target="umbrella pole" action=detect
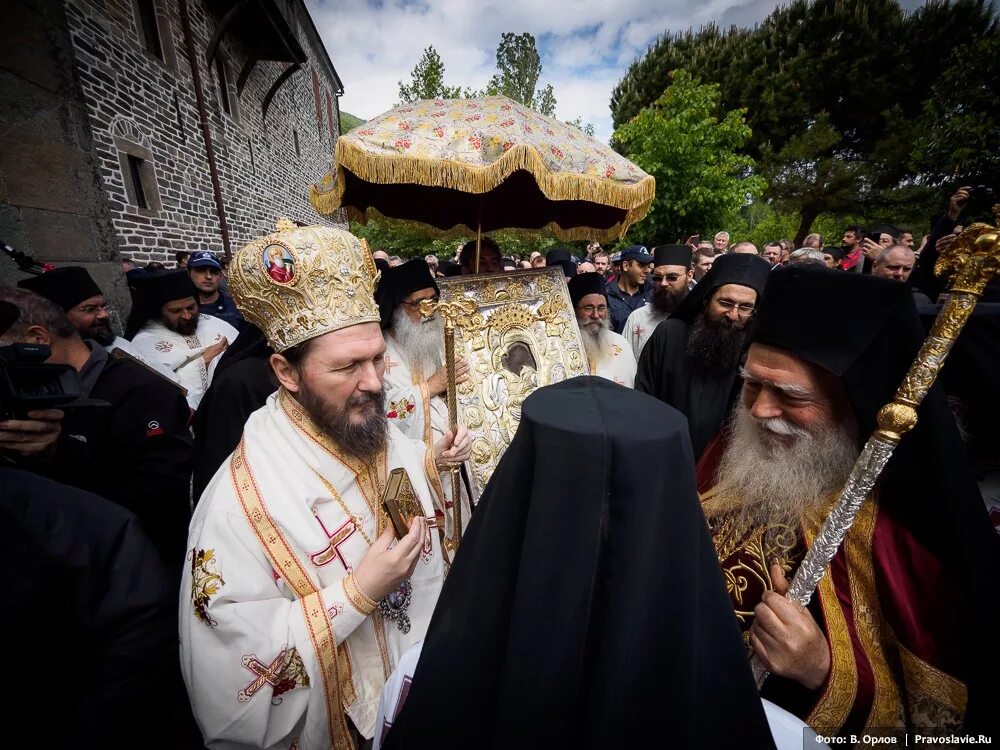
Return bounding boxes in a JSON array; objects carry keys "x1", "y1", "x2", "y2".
[{"x1": 474, "y1": 198, "x2": 483, "y2": 274}]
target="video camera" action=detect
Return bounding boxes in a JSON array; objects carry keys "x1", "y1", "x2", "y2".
[{"x1": 0, "y1": 343, "x2": 90, "y2": 420}]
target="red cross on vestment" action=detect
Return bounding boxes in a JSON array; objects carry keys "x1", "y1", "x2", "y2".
[
  {"x1": 238, "y1": 648, "x2": 287, "y2": 702},
  {"x1": 309, "y1": 517, "x2": 356, "y2": 570}
]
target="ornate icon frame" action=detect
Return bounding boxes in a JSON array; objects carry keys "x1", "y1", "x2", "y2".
[{"x1": 437, "y1": 267, "x2": 588, "y2": 498}]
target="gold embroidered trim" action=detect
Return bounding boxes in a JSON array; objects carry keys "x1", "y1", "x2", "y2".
[
  {"x1": 281, "y1": 389, "x2": 389, "y2": 536},
  {"x1": 848, "y1": 498, "x2": 903, "y2": 731},
  {"x1": 373, "y1": 615, "x2": 392, "y2": 680},
  {"x1": 804, "y1": 518, "x2": 858, "y2": 733},
  {"x1": 343, "y1": 572, "x2": 377, "y2": 616},
  {"x1": 310, "y1": 138, "x2": 654, "y2": 244},
  {"x1": 898, "y1": 644, "x2": 967, "y2": 724},
  {"x1": 230, "y1": 440, "x2": 354, "y2": 749}
]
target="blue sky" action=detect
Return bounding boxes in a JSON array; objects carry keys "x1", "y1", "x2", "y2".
[{"x1": 308, "y1": 0, "x2": 928, "y2": 143}]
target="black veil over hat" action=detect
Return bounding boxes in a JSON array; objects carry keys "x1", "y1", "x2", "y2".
[
  {"x1": 671, "y1": 252, "x2": 770, "y2": 324},
  {"x1": 750, "y1": 265, "x2": 1000, "y2": 730},
  {"x1": 384, "y1": 377, "x2": 775, "y2": 749},
  {"x1": 124, "y1": 270, "x2": 198, "y2": 338},
  {"x1": 374, "y1": 259, "x2": 438, "y2": 329}
]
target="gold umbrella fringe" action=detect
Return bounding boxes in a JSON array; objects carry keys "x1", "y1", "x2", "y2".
[
  {"x1": 310, "y1": 139, "x2": 655, "y2": 221},
  {"x1": 344, "y1": 205, "x2": 646, "y2": 245}
]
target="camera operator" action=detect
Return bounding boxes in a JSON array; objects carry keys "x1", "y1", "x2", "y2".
[
  {"x1": 0, "y1": 287, "x2": 193, "y2": 566},
  {"x1": 911, "y1": 185, "x2": 1000, "y2": 303},
  {"x1": 0, "y1": 302, "x2": 65, "y2": 458}
]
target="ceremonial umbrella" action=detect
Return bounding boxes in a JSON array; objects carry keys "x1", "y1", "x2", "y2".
[{"x1": 309, "y1": 95, "x2": 655, "y2": 246}]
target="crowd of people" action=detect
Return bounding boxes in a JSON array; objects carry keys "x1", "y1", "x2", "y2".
[{"x1": 0, "y1": 186, "x2": 996, "y2": 749}]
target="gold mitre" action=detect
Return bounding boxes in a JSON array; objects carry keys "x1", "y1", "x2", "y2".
[{"x1": 229, "y1": 221, "x2": 380, "y2": 352}]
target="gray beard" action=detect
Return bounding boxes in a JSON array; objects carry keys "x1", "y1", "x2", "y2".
[
  {"x1": 392, "y1": 306, "x2": 445, "y2": 377},
  {"x1": 713, "y1": 399, "x2": 859, "y2": 534},
  {"x1": 579, "y1": 315, "x2": 614, "y2": 364}
]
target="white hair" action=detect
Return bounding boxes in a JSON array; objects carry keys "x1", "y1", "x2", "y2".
[
  {"x1": 391, "y1": 306, "x2": 444, "y2": 377},
  {"x1": 711, "y1": 399, "x2": 859, "y2": 535}
]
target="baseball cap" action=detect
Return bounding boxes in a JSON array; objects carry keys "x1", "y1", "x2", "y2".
[
  {"x1": 620, "y1": 245, "x2": 654, "y2": 264},
  {"x1": 188, "y1": 251, "x2": 222, "y2": 270}
]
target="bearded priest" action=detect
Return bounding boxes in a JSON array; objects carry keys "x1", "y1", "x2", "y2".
[
  {"x1": 180, "y1": 223, "x2": 471, "y2": 749},
  {"x1": 374, "y1": 258, "x2": 473, "y2": 540},
  {"x1": 697, "y1": 265, "x2": 999, "y2": 738}
]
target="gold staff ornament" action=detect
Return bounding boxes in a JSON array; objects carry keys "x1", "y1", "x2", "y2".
[
  {"x1": 418, "y1": 297, "x2": 480, "y2": 554},
  {"x1": 752, "y1": 207, "x2": 1000, "y2": 688}
]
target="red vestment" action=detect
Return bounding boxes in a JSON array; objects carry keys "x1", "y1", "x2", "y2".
[{"x1": 697, "y1": 432, "x2": 968, "y2": 736}]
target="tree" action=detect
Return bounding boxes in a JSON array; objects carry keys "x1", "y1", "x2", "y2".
[
  {"x1": 566, "y1": 117, "x2": 596, "y2": 137},
  {"x1": 610, "y1": 0, "x2": 999, "y2": 237},
  {"x1": 613, "y1": 70, "x2": 765, "y2": 244},
  {"x1": 485, "y1": 33, "x2": 557, "y2": 115},
  {"x1": 398, "y1": 46, "x2": 464, "y2": 103},
  {"x1": 909, "y1": 33, "x2": 1000, "y2": 215}
]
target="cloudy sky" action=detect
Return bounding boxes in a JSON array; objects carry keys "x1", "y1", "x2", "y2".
[{"x1": 307, "y1": 0, "x2": 925, "y2": 144}]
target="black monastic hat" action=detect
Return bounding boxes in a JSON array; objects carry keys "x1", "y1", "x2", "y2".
[
  {"x1": 124, "y1": 270, "x2": 198, "y2": 338},
  {"x1": 17, "y1": 266, "x2": 103, "y2": 311},
  {"x1": 652, "y1": 244, "x2": 693, "y2": 268},
  {"x1": 374, "y1": 258, "x2": 438, "y2": 329},
  {"x1": 670, "y1": 252, "x2": 771, "y2": 324},
  {"x1": 567, "y1": 272, "x2": 607, "y2": 307}
]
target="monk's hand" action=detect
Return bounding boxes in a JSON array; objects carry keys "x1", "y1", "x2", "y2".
[
  {"x1": 427, "y1": 359, "x2": 470, "y2": 398},
  {"x1": 0, "y1": 409, "x2": 63, "y2": 457},
  {"x1": 749, "y1": 564, "x2": 831, "y2": 690},
  {"x1": 353, "y1": 516, "x2": 426, "y2": 602},
  {"x1": 202, "y1": 337, "x2": 229, "y2": 364},
  {"x1": 434, "y1": 426, "x2": 471, "y2": 470}
]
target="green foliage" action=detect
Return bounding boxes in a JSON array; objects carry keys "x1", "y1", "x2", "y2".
[
  {"x1": 610, "y1": 0, "x2": 999, "y2": 240},
  {"x1": 339, "y1": 111, "x2": 364, "y2": 135},
  {"x1": 398, "y1": 46, "x2": 464, "y2": 103},
  {"x1": 909, "y1": 33, "x2": 1000, "y2": 204},
  {"x1": 349, "y1": 220, "x2": 566, "y2": 261},
  {"x1": 613, "y1": 70, "x2": 765, "y2": 245},
  {"x1": 565, "y1": 117, "x2": 596, "y2": 137},
  {"x1": 485, "y1": 33, "x2": 557, "y2": 115},
  {"x1": 723, "y1": 205, "x2": 865, "y2": 250}
]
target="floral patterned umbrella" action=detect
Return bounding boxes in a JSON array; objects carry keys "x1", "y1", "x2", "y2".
[{"x1": 310, "y1": 95, "x2": 655, "y2": 243}]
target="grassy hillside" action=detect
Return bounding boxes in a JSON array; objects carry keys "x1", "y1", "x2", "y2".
[{"x1": 339, "y1": 110, "x2": 365, "y2": 135}]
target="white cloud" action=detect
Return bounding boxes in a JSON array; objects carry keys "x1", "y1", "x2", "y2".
[{"x1": 307, "y1": 0, "x2": 929, "y2": 143}]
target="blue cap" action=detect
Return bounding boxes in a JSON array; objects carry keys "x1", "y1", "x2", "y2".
[
  {"x1": 611, "y1": 252, "x2": 621, "y2": 262},
  {"x1": 188, "y1": 251, "x2": 222, "y2": 270},
  {"x1": 620, "y1": 245, "x2": 653, "y2": 264}
]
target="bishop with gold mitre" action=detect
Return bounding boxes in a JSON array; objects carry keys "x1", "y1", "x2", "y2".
[{"x1": 180, "y1": 222, "x2": 471, "y2": 749}]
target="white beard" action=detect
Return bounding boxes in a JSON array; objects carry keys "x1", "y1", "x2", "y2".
[
  {"x1": 392, "y1": 306, "x2": 445, "y2": 378},
  {"x1": 713, "y1": 400, "x2": 859, "y2": 533},
  {"x1": 579, "y1": 315, "x2": 615, "y2": 365}
]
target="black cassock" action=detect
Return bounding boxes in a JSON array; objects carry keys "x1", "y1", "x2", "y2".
[
  {"x1": 384, "y1": 377, "x2": 774, "y2": 750},
  {"x1": 634, "y1": 317, "x2": 742, "y2": 460},
  {"x1": 192, "y1": 324, "x2": 276, "y2": 501},
  {"x1": 634, "y1": 253, "x2": 771, "y2": 460}
]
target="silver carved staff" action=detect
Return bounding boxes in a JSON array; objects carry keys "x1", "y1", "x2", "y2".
[{"x1": 752, "y1": 217, "x2": 1000, "y2": 689}]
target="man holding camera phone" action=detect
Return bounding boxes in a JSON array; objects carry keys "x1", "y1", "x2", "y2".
[{"x1": 0, "y1": 287, "x2": 193, "y2": 566}]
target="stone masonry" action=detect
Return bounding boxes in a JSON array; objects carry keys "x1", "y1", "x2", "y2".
[{"x1": 2, "y1": 0, "x2": 344, "y2": 317}]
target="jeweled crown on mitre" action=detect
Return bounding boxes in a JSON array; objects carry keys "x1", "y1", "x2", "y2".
[{"x1": 228, "y1": 220, "x2": 381, "y2": 352}]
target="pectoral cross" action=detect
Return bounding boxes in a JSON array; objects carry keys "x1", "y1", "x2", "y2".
[
  {"x1": 238, "y1": 648, "x2": 287, "y2": 702},
  {"x1": 384, "y1": 354, "x2": 398, "y2": 375},
  {"x1": 309, "y1": 517, "x2": 356, "y2": 570}
]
